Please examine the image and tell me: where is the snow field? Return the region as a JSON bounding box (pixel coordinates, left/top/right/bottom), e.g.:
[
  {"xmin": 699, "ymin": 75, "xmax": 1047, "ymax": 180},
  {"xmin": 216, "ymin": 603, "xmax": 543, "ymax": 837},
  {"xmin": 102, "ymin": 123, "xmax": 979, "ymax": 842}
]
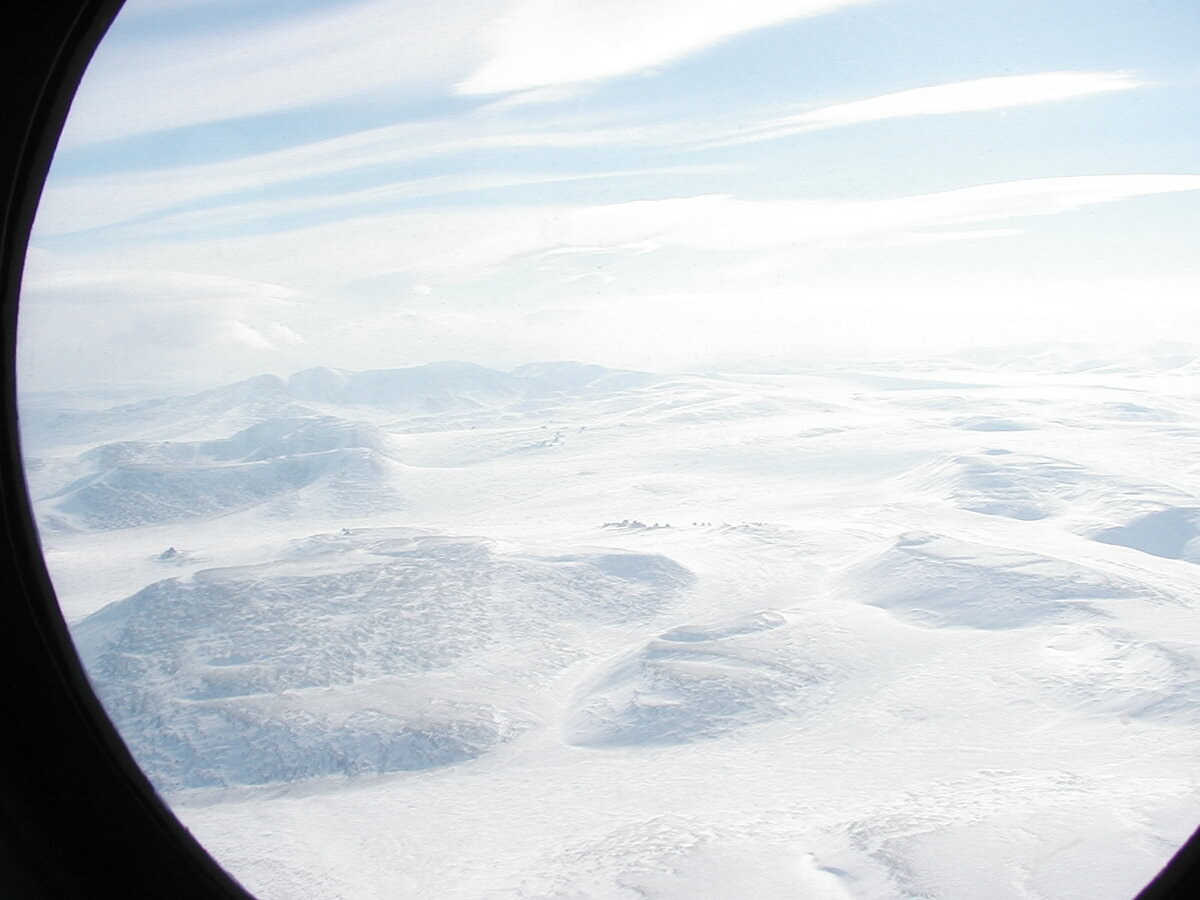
[{"xmin": 21, "ymin": 350, "xmax": 1200, "ymax": 898}]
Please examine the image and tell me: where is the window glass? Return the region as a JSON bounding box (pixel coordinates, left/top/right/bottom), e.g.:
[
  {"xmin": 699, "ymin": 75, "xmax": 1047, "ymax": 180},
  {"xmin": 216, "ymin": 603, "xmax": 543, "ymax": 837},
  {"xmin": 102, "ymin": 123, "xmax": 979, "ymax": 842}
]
[{"xmin": 19, "ymin": 1, "xmax": 1200, "ymax": 897}]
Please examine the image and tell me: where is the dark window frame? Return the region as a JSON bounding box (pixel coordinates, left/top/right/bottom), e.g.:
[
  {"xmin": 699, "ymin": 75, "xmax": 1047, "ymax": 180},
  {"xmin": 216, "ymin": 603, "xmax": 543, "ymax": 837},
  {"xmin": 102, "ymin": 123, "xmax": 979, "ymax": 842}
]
[
  {"xmin": 0, "ymin": 3, "xmax": 1195, "ymax": 897},
  {"xmin": 0, "ymin": 2, "xmax": 254, "ymax": 896}
]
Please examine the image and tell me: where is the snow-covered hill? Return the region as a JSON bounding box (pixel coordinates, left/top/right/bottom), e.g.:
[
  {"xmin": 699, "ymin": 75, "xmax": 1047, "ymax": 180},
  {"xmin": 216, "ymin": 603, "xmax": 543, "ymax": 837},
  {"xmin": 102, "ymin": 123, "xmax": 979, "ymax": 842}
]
[
  {"xmin": 74, "ymin": 527, "xmax": 693, "ymax": 790},
  {"xmin": 36, "ymin": 417, "xmax": 407, "ymax": 530}
]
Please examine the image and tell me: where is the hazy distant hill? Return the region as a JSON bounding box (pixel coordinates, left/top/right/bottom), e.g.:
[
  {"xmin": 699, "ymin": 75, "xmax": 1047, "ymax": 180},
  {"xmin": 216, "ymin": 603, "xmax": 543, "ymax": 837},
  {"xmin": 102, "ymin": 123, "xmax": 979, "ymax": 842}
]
[
  {"xmin": 37, "ymin": 416, "xmax": 407, "ymax": 530},
  {"xmin": 21, "ymin": 360, "xmax": 668, "ymax": 450},
  {"xmin": 23, "ymin": 361, "xmax": 674, "ymax": 531},
  {"xmin": 948, "ymin": 340, "xmax": 1200, "ymax": 374}
]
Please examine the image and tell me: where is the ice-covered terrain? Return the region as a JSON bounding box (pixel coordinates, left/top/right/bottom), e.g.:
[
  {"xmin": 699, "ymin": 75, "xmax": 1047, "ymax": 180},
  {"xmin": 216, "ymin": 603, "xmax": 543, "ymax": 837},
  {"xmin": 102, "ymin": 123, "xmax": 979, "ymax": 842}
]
[{"xmin": 21, "ymin": 348, "xmax": 1200, "ymax": 899}]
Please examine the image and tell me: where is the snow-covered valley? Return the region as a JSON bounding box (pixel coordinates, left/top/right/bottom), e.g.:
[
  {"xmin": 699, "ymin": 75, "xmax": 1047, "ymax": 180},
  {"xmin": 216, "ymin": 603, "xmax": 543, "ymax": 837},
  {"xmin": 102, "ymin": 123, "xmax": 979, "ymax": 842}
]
[{"xmin": 21, "ymin": 350, "xmax": 1200, "ymax": 899}]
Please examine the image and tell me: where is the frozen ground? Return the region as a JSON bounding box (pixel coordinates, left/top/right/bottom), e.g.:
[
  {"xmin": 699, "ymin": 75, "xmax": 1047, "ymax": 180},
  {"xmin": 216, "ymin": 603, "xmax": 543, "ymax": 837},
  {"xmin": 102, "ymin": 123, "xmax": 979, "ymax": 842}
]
[{"xmin": 21, "ymin": 347, "xmax": 1200, "ymax": 899}]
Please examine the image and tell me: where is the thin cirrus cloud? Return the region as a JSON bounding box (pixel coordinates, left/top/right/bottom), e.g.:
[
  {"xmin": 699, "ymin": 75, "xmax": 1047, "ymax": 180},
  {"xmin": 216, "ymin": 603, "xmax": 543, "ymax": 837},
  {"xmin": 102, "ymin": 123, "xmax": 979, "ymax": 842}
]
[
  {"xmin": 40, "ymin": 62, "xmax": 1148, "ymax": 240},
  {"xmin": 19, "ymin": 266, "xmax": 301, "ymax": 307},
  {"xmin": 104, "ymin": 165, "xmax": 729, "ymax": 241},
  {"xmin": 456, "ymin": 0, "xmax": 882, "ymax": 95},
  {"xmin": 35, "ymin": 119, "xmax": 667, "ymax": 237},
  {"xmin": 62, "ymin": 0, "xmax": 504, "ymax": 147},
  {"xmin": 702, "ymin": 71, "xmax": 1148, "ymax": 147},
  {"xmin": 68, "ymin": 0, "xmax": 881, "ymax": 147},
  {"xmin": 45, "ymin": 174, "xmax": 1200, "ymax": 297},
  {"xmin": 39, "ymin": 70, "xmax": 1140, "ymax": 239},
  {"xmin": 547, "ymin": 174, "xmax": 1200, "ymax": 253}
]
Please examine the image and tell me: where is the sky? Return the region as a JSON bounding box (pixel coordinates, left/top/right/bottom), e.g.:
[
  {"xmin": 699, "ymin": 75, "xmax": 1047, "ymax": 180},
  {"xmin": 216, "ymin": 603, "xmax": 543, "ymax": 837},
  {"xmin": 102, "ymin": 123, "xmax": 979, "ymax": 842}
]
[{"xmin": 17, "ymin": 0, "xmax": 1200, "ymax": 390}]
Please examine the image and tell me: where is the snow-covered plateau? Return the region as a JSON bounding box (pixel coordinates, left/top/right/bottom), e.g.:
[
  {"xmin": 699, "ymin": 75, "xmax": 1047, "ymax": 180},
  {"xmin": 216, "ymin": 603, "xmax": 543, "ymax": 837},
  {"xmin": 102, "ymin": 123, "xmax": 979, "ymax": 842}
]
[{"xmin": 21, "ymin": 349, "xmax": 1200, "ymax": 899}]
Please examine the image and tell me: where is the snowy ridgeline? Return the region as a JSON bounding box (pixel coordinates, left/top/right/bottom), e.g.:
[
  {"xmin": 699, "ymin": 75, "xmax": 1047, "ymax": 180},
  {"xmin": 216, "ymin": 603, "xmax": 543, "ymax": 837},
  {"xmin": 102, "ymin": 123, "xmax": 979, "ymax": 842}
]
[{"xmin": 22, "ymin": 352, "xmax": 1200, "ymax": 898}]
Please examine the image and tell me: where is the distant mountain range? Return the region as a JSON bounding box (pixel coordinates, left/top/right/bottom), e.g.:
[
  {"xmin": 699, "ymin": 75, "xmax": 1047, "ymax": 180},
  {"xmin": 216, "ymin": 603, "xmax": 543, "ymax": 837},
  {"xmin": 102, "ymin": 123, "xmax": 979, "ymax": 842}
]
[
  {"xmin": 23, "ymin": 361, "xmax": 669, "ymax": 531},
  {"xmin": 21, "ymin": 360, "xmax": 667, "ymax": 450}
]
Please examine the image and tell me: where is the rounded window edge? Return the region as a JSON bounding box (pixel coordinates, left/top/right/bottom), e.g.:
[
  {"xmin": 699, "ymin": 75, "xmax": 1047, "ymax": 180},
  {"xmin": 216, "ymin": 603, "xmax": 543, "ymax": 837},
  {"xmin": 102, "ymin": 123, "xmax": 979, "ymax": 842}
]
[
  {"xmin": 1, "ymin": 3, "xmax": 254, "ymax": 897},
  {"xmin": 2, "ymin": 5, "xmax": 1199, "ymax": 899}
]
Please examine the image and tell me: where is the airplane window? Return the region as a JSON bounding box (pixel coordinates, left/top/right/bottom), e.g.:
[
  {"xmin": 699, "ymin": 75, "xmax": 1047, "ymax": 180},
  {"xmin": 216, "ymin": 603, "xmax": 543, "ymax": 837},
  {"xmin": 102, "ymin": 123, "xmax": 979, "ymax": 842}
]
[{"xmin": 15, "ymin": 1, "xmax": 1200, "ymax": 897}]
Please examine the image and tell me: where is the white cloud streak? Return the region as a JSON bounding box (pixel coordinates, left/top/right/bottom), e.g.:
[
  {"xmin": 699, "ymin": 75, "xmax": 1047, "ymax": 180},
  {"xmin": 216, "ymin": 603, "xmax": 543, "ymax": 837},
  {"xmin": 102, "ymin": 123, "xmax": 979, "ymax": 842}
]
[
  {"xmin": 68, "ymin": 165, "xmax": 728, "ymax": 241},
  {"xmin": 457, "ymin": 0, "xmax": 881, "ymax": 95},
  {"xmin": 71, "ymin": 0, "xmax": 880, "ymax": 145},
  {"xmin": 704, "ymin": 71, "xmax": 1147, "ymax": 147},
  {"xmin": 40, "ymin": 63, "xmax": 1145, "ymax": 240},
  {"xmin": 546, "ymin": 175, "xmax": 1200, "ymax": 252},
  {"xmin": 36, "ymin": 175, "xmax": 1200, "ymax": 298},
  {"xmin": 63, "ymin": 0, "xmax": 507, "ymax": 146},
  {"xmin": 36, "ymin": 119, "xmax": 667, "ymax": 236},
  {"xmin": 21, "ymin": 266, "xmax": 300, "ymax": 307}
]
